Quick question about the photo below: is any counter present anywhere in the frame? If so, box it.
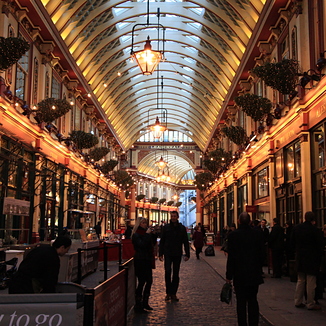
[58,240,99,282]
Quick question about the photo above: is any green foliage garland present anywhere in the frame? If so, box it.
[251,59,299,95]
[35,98,71,123]
[69,130,99,149]
[194,172,215,191]
[89,147,110,161]
[234,93,272,121]
[113,170,134,190]
[203,148,232,174]
[101,159,119,174]
[222,126,248,146]
[0,37,30,72]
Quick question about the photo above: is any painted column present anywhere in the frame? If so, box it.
[268,142,276,223]
[300,132,312,214]
[196,188,202,224]
[233,179,238,222]
[130,185,136,225]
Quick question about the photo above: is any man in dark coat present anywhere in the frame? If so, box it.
[159,211,190,302]
[268,217,284,278]
[226,212,264,326]
[291,211,324,310]
[9,236,71,294]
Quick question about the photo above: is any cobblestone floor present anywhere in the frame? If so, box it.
[127,252,270,326]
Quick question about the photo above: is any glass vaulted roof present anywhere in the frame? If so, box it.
[41,0,265,183]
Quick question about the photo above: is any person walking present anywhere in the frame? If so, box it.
[291,211,324,310]
[131,217,158,313]
[268,217,284,278]
[260,219,270,268]
[226,212,264,326]
[159,211,190,302]
[192,226,204,259]
[9,236,71,294]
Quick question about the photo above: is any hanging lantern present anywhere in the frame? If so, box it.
[149,116,167,139]
[132,36,163,75]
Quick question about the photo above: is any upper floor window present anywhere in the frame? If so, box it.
[280,35,289,59]
[254,166,269,199]
[32,58,39,105]
[291,26,298,60]
[45,72,50,98]
[312,123,325,171]
[286,141,301,180]
[137,130,194,142]
[15,35,29,101]
[51,74,61,99]
[309,0,325,68]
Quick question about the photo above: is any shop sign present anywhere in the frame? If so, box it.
[94,270,126,326]
[0,294,76,325]
[3,197,30,216]
[245,205,257,213]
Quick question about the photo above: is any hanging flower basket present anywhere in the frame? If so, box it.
[89,147,110,162]
[222,126,248,146]
[203,148,232,174]
[251,59,299,95]
[69,130,99,150]
[136,194,146,201]
[194,172,215,191]
[234,93,272,121]
[113,170,134,190]
[0,37,30,72]
[34,98,71,123]
[101,159,119,174]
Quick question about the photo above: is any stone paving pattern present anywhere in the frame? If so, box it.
[127,250,268,326]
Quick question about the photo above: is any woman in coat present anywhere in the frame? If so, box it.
[131,217,157,312]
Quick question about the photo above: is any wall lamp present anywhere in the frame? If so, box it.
[316,51,326,72]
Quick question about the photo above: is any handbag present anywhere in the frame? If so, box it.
[220,282,232,304]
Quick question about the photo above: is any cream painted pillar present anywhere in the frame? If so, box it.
[196,188,202,224]
[233,181,238,221]
[300,132,312,213]
[224,190,228,226]
[247,171,253,206]
[130,186,136,225]
[268,155,276,223]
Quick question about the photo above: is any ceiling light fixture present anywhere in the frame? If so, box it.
[130,3,165,75]
[155,156,168,170]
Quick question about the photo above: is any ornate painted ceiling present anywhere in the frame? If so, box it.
[40,0,265,149]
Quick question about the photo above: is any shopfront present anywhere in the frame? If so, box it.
[0,136,35,244]
[312,121,326,226]
[274,140,302,226]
